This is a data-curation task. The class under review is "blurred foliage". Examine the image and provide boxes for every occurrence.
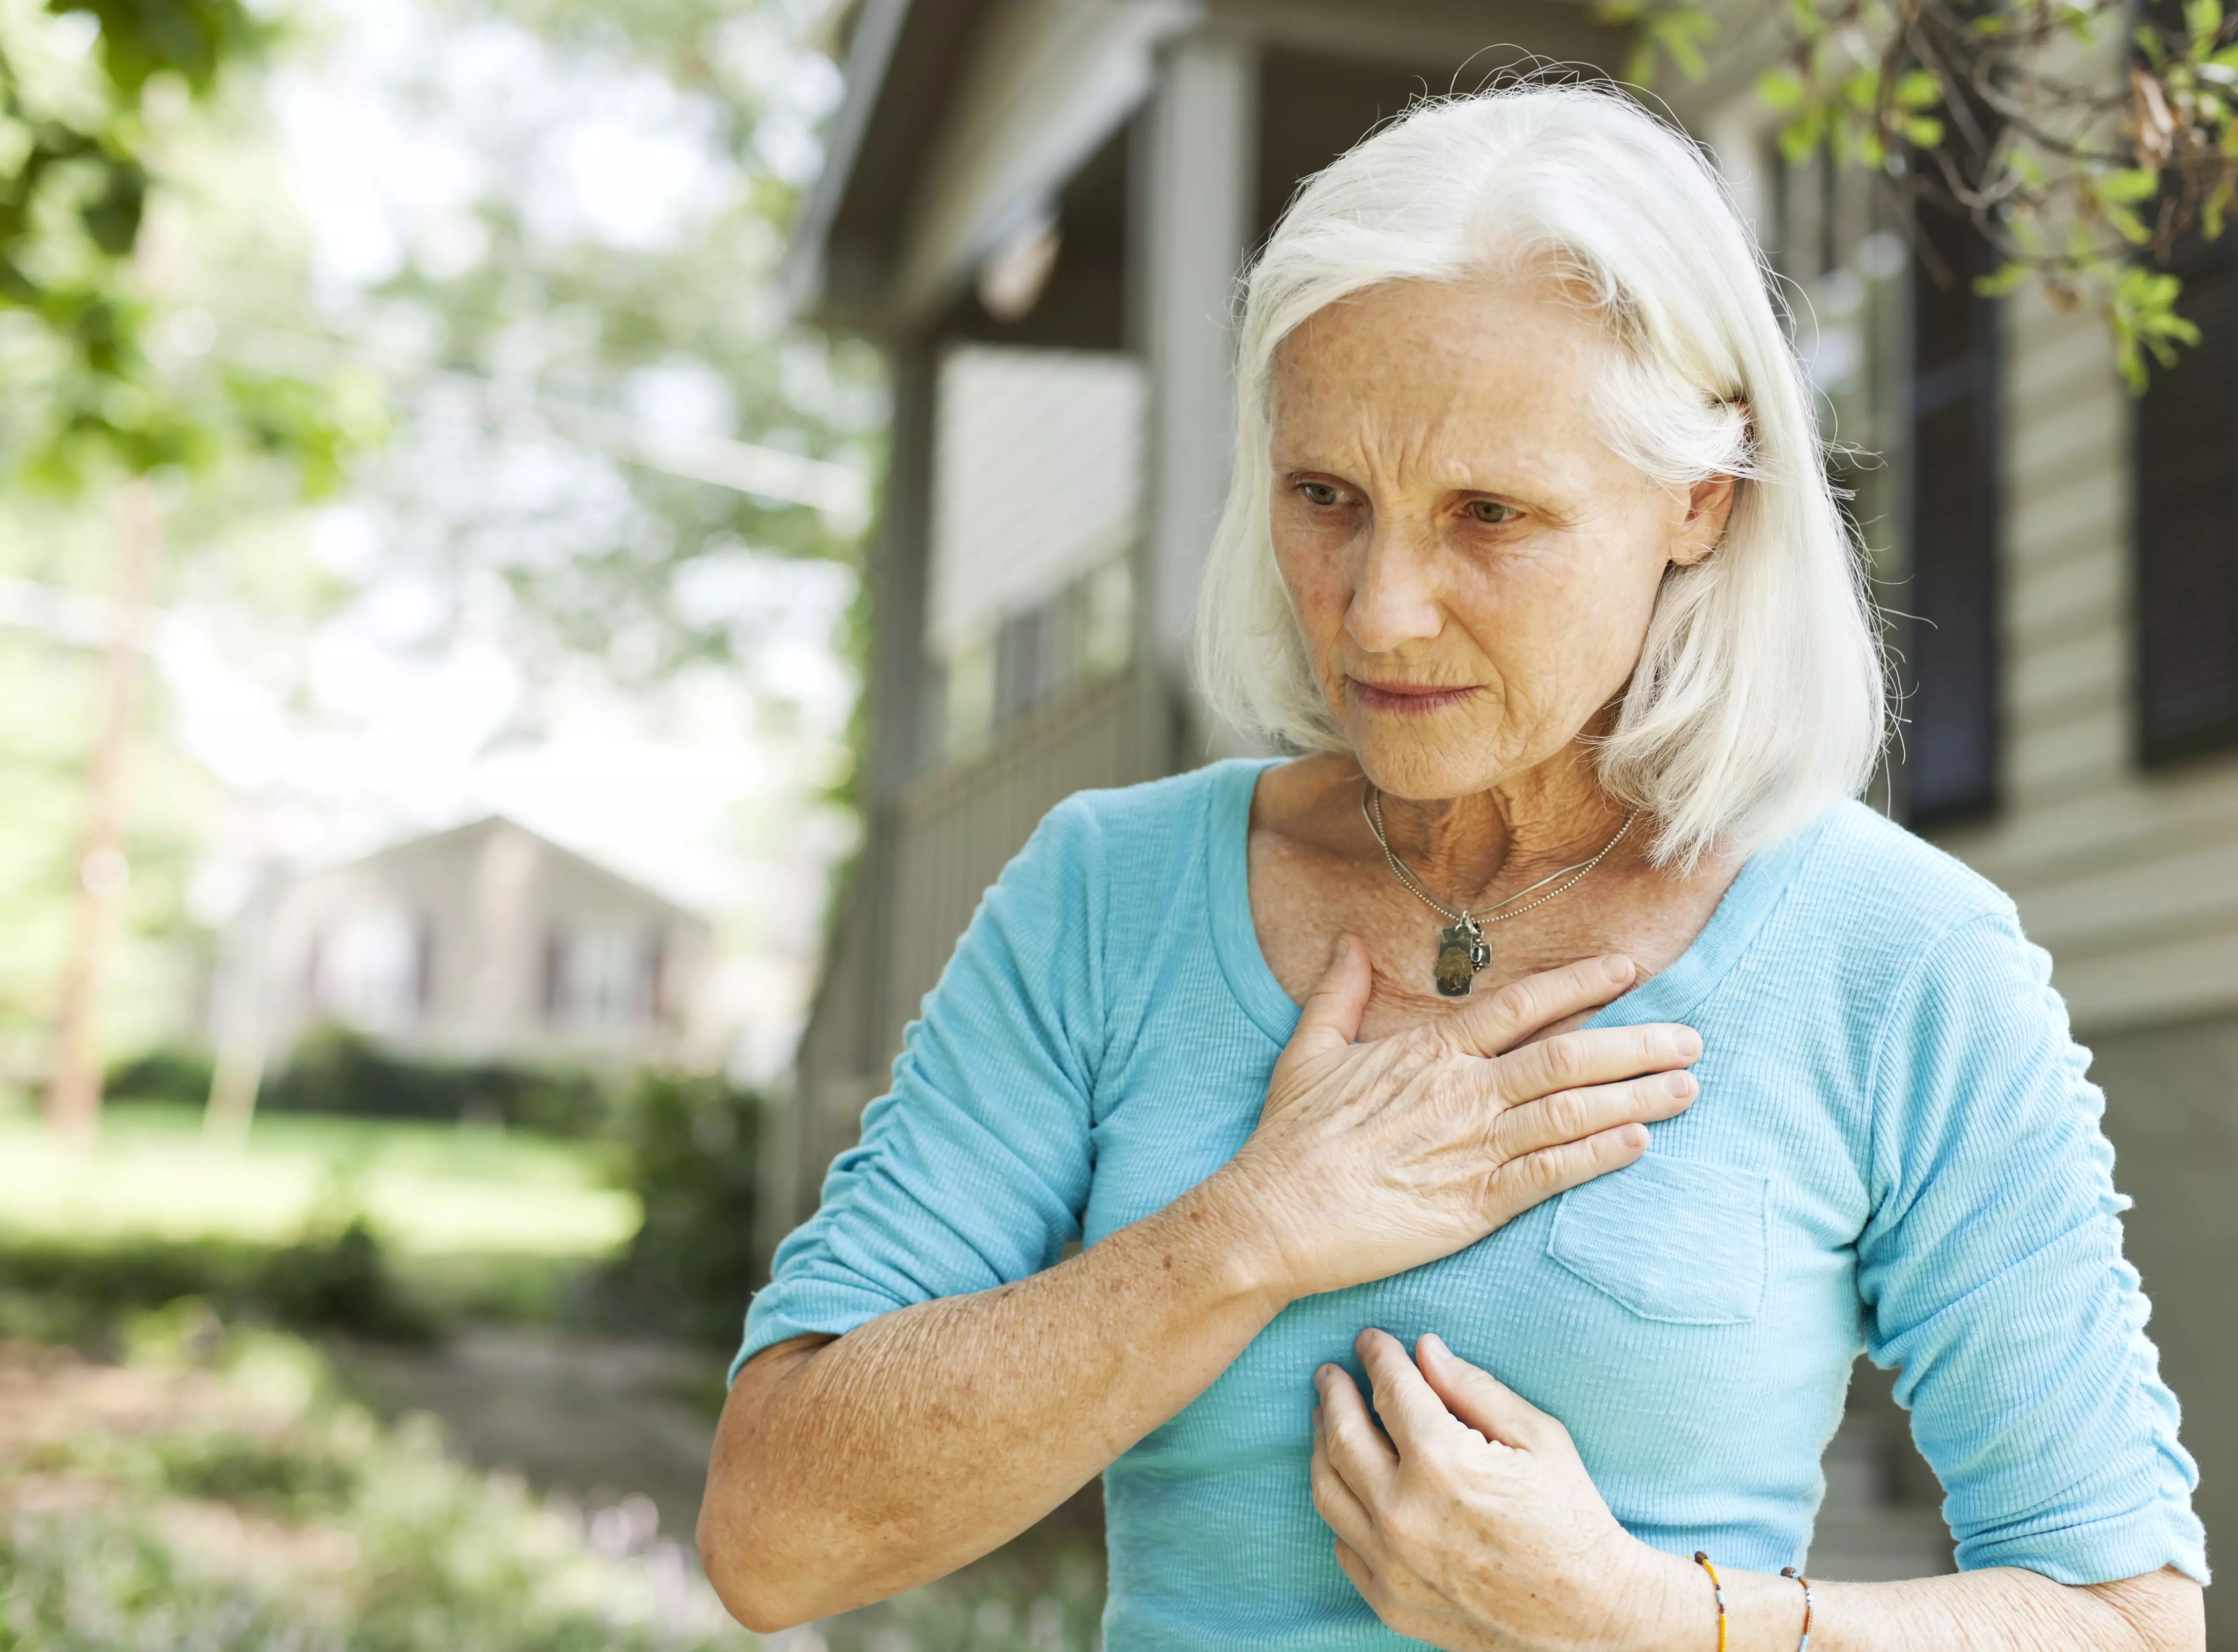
[258,1024,613,1137]
[0,1213,437,1345]
[598,1067,759,1344]
[305,0,884,691]
[824,1522,1107,1652]
[109,1031,618,1134]
[0,0,379,484]
[0,1304,751,1651]
[156,1423,363,1515]
[0,0,870,1102]
[1605,0,2238,387]
[102,1037,212,1100]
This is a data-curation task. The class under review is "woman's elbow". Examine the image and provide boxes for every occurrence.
[697,1338,846,1631]
[696,1480,851,1632]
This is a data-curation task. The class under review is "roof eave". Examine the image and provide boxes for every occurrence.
[780,0,914,327]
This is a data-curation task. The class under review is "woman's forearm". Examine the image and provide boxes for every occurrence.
[696,1174,1288,1631]
[1645,1554,2203,1652]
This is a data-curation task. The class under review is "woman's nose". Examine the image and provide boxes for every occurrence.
[1344,527,1445,653]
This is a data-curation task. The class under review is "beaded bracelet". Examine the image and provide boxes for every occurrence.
[1781,1566,1816,1651]
[1692,1552,1727,1652]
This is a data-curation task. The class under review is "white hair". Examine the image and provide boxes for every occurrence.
[1194,79,1887,867]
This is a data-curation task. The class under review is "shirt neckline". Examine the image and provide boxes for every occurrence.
[1204,756,1833,1046]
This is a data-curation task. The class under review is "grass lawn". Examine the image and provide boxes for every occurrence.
[0,1102,640,1258]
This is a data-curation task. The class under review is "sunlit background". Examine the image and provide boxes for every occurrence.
[0,0,887,1644]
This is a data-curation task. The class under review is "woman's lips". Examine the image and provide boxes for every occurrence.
[1347,677,1480,715]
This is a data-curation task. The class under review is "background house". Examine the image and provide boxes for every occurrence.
[770,0,2238,1626]
[218,816,713,1072]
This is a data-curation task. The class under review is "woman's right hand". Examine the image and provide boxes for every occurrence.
[1212,937,1700,1303]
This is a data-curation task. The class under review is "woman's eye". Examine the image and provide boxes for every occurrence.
[1299,481,1343,507]
[1465,499,1517,526]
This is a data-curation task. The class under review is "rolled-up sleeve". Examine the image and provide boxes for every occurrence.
[730,797,1106,1380]
[1857,907,2208,1585]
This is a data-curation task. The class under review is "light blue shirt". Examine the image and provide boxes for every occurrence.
[739,759,2208,1648]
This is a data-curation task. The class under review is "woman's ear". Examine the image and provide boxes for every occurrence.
[1670,473,1737,568]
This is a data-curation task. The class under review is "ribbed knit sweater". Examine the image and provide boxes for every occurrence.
[739,758,2208,1648]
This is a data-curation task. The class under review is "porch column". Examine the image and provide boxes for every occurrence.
[1133,33,1259,764]
[869,340,938,796]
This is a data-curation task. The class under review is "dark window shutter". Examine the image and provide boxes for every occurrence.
[413,915,435,1021]
[542,926,568,1025]
[2136,237,2238,766]
[1905,202,2002,826]
[643,929,666,1025]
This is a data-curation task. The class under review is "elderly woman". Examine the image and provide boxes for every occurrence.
[699,83,2209,1650]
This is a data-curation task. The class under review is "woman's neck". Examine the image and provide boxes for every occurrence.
[1369,746,1634,909]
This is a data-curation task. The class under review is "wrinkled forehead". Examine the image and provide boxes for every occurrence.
[1266,276,1624,478]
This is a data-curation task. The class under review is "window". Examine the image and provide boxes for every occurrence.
[922,345,1144,763]
[317,905,426,1032]
[2135,231,2238,766]
[1904,201,2002,826]
[543,921,658,1032]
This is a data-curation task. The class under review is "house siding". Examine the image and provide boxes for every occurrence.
[1934,285,2238,1038]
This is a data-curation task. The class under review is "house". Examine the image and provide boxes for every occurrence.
[772,0,2237,1615]
[217,816,712,1070]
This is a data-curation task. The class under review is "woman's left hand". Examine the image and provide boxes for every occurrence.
[1311,1329,1686,1652]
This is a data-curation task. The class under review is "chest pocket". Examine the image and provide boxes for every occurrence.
[1546,1153,1768,1325]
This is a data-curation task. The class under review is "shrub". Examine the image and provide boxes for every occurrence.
[105,1044,216,1105]
[262,1024,611,1137]
[0,1218,437,1346]
[158,1429,362,1516]
[598,1070,762,1345]
[0,1314,749,1652]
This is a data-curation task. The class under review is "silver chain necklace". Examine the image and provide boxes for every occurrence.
[1361,783,1641,998]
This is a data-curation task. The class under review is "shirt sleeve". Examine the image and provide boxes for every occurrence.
[729,796,1107,1381]
[1857,906,2209,1585]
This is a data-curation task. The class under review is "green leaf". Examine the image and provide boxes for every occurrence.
[1778,109,1828,165]
[1757,66,1805,111]
[2096,167,2162,203]
[78,158,147,256]
[1973,262,2032,297]
[2104,203,2154,244]
[1893,68,1942,109]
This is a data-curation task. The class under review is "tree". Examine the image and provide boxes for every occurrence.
[1608,0,2238,386]
[3,0,375,1142]
[267,0,882,692]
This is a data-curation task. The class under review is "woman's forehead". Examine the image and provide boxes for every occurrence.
[1268,280,1613,477]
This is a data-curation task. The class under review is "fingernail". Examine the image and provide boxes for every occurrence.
[1421,1333,1448,1359]
[1602,955,1632,985]
[1664,1070,1695,1099]
[1672,1028,1702,1059]
[1620,1123,1648,1149]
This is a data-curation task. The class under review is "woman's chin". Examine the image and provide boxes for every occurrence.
[1347,736,1512,804]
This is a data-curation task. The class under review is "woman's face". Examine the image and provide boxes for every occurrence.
[1267,277,1732,803]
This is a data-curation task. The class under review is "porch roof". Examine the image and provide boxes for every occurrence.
[782,0,1623,338]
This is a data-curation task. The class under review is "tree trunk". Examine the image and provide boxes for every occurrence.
[46,478,162,1149]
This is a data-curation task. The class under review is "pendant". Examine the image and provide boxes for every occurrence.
[1434,918,1490,997]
